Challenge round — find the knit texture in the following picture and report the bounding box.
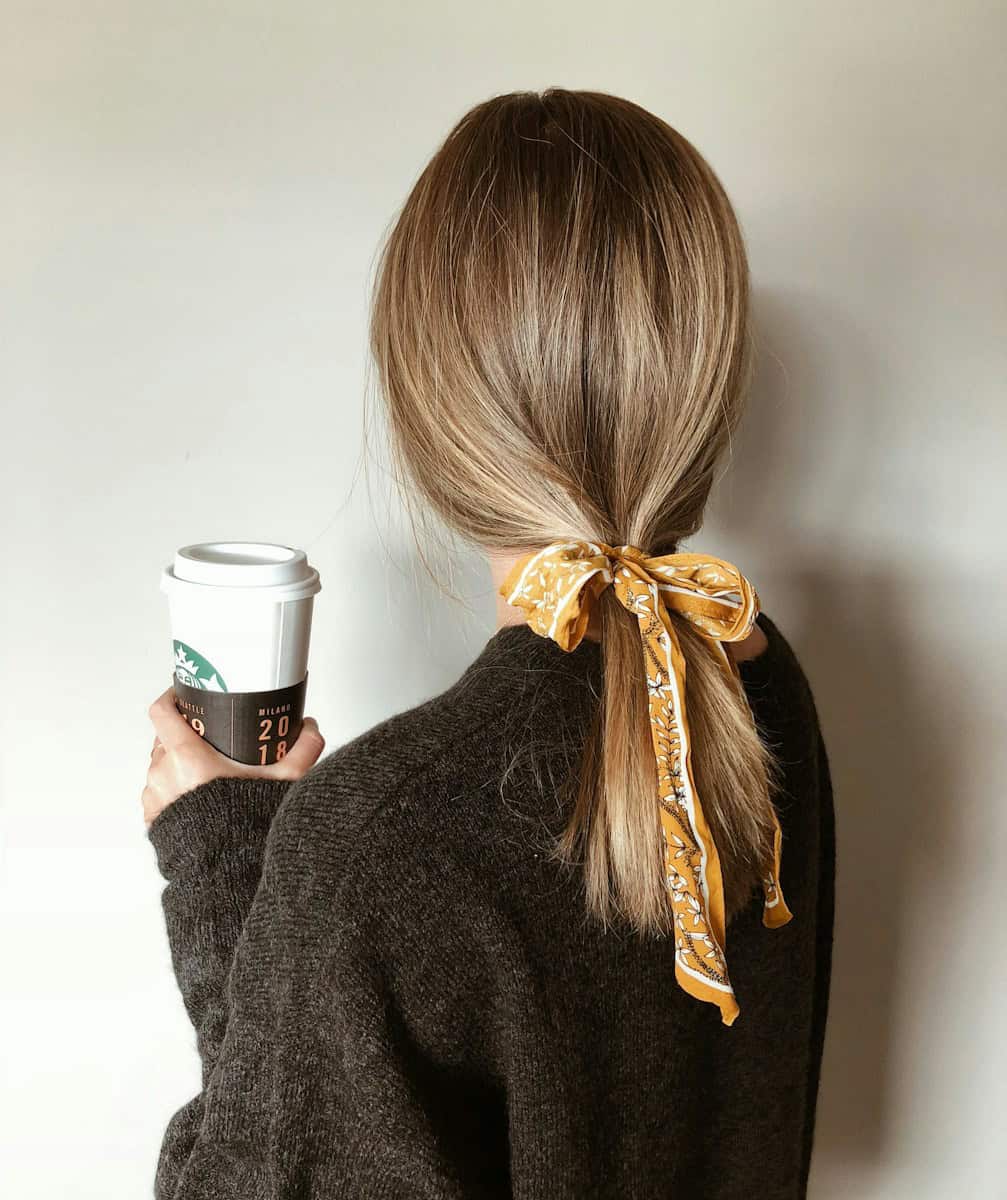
[149,613,834,1199]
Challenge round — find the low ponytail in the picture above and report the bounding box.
[369,87,781,942]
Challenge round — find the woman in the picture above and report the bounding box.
[144,89,834,1199]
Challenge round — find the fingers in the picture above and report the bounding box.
[300,716,323,745]
[272,716,325,778]
[147,687,200,752]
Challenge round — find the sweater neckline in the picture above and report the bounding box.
[446,612,781,730]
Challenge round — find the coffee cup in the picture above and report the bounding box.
[160,542,322,765]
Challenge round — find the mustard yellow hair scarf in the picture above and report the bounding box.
[499,541,792,1026]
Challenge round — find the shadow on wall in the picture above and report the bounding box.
[787,566,956,1184]
[717,290,955,1185]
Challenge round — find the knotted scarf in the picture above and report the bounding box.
[499,541,792,1025]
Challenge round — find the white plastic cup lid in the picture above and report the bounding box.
[161,542,322,602]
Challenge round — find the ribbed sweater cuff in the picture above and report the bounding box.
[147,776,290,881]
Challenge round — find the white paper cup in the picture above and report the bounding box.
[160,542,322,765]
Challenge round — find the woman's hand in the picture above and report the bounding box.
[143,687,326,829]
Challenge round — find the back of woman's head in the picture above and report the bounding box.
[369,88,778,934]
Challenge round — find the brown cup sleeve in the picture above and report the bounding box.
[170,672,308,766]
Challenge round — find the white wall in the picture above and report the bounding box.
[2,3,1004,1196]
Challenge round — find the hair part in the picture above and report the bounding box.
[369,88,778,933]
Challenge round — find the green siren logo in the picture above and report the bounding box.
[173,640,228,692]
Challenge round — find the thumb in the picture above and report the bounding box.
[274,716,326,778]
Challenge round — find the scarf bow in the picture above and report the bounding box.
[500,541,792,1025]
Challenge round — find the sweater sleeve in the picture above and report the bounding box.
[150,784,483,1200]
[147,776,291,1058]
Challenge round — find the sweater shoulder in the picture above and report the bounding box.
[744,610,831,801]
[264,674,511,908]
[746,612,822,727]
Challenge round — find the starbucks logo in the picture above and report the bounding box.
[173,640,228,693]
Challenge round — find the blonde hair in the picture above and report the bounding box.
[368,89,778,933]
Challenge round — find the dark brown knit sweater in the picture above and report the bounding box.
[148,612,834,1199]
